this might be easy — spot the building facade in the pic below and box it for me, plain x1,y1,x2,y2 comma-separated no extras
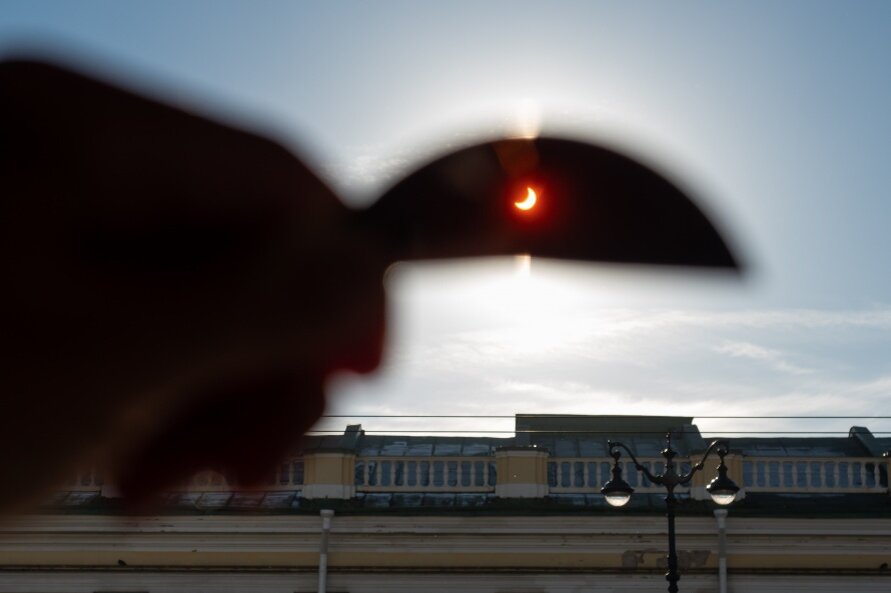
0,415,889,592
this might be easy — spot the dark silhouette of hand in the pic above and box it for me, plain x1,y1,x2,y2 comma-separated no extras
0,60,385,511
0,55,740,514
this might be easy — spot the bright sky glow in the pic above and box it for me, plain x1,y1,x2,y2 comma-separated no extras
3,1,891,437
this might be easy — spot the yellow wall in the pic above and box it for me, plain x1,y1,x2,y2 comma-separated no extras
304,453,355,485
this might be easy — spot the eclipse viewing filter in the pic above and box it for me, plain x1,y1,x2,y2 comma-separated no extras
361,137,740,271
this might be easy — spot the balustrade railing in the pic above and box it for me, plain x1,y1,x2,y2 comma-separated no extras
547,458,690,494
61,455,891,497
742,457,889,493
355,457,497,492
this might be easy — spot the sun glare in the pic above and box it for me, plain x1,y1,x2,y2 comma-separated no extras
514,99,541,139
514,186,537,211
515,254,532,278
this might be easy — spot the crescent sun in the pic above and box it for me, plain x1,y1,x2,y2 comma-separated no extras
514,187,537,211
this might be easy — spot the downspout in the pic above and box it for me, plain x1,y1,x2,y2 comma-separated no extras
714,509,728,593
318,509,334,593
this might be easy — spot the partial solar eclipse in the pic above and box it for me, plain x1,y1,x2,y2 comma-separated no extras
514,187,537,211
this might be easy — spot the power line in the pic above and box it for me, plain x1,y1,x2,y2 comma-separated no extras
305,429,891,434
320,415,891,419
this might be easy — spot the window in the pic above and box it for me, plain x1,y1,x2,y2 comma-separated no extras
447,461,458,487
810,462,822,487
625,462,638,487
852,462,862,487
394,461,405,486
823,462,835,487
742,461,754,487
796,462,807,487
600,462,611,485
838,462,849,487
756,461,766,487
354,461,364,486
560,462,571,487
587,462,598,487
380,461,392,486
783,461,794,487
768,461,780,487
461,461,472,487
487,461,497,486
293,461,304,485
865,463,876,487
407,461,417,486
420,461,430,486
574,462,584,487
367,461,378,486
474,461,485,486
433,461,444,486
279,463,290,485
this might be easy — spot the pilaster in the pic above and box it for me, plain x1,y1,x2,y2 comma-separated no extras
302,451,356,499
494,446,548,498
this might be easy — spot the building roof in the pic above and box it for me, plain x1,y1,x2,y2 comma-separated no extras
293,415,883,459
729,436,874,458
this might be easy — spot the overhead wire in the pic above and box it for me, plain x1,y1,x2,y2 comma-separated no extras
304,430,891,435
319,415,891,419
308,414,891,436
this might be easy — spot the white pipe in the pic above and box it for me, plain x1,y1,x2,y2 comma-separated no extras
318,509,334,593
714,509,728,593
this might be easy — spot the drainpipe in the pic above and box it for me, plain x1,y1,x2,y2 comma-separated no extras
714,509,728,593
318,509,334,593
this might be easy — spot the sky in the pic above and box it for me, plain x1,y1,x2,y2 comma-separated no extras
3,1,891,437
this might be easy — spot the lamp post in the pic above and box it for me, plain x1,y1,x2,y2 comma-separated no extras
600,433,740,593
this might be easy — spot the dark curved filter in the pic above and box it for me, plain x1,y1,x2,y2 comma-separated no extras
359,137,739,270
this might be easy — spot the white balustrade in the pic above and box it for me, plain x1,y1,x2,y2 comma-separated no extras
62,455,890,497
547,457,681,494
355,457,496,493
742,457,889,493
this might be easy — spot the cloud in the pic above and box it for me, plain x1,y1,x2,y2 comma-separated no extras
328,296,891,436
715,341,813,375
554,308,891,337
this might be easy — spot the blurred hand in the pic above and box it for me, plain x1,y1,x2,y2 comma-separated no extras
0,59,385,511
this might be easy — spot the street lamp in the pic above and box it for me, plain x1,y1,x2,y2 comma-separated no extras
601,433,740,593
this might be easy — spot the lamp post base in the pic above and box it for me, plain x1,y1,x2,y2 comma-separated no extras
666,572,680,593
